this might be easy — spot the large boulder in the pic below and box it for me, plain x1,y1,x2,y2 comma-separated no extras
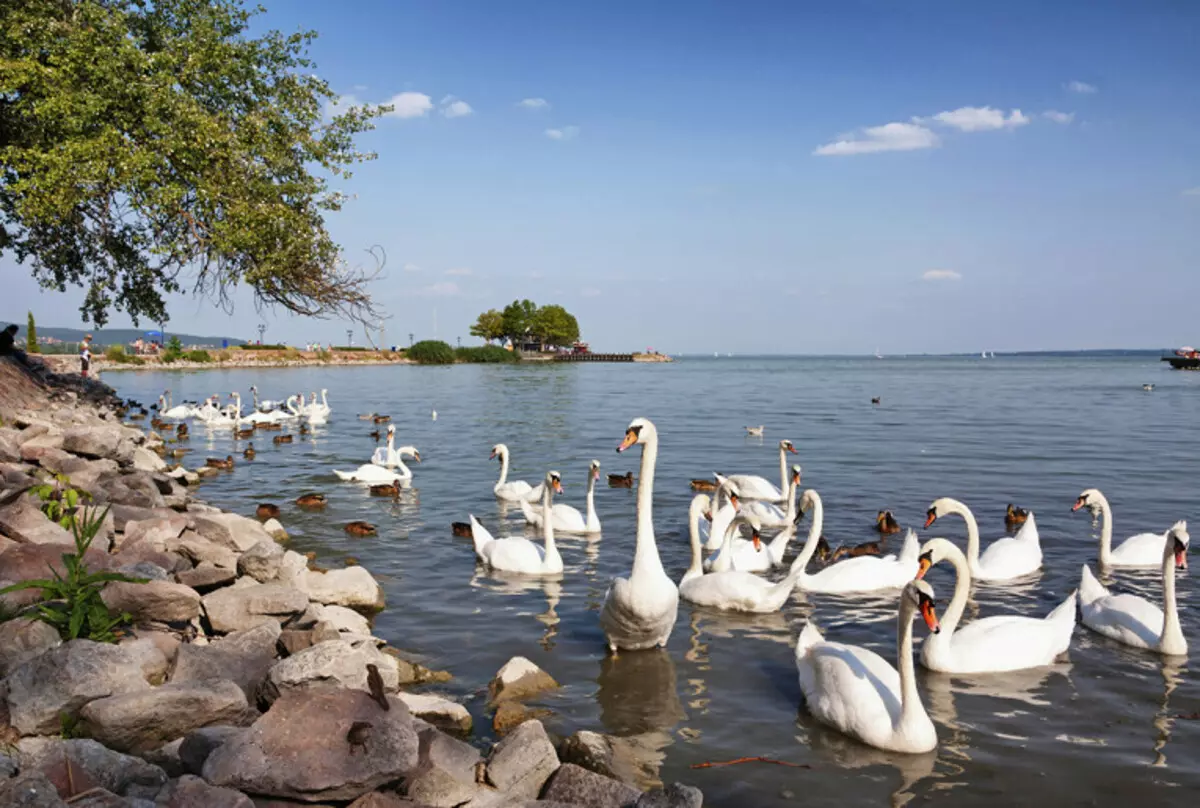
119,515,188,551
5,640,160,735
300,567,385,612
484,719,559,800
78,679,250,754
635,783,704,808
0,497,72,546
0,771,68,808
171,622,280,700
394,693,472,735
202,688,419,803
175,562,237,592
237,540,284,583
131,446,167,473
192,514,273,553
61,425,138,463
172,535,239,570
201,582,308,633
541,763,643,808
178,726,244,776
488,657,559,705
161,774,254,808
262,639,399,704
16,737,169,801
100,580,202,623
312,603,372,636
0,618,61,678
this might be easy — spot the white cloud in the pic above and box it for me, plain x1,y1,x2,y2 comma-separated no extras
814,122,940,156
931,106,1030,132
518,98,550,110
545,126,580,141
402,263,421,273
1044,110,1075,124
1065,80,1098,94
383,91,434,119
415,282,461,297
439,96,474,118
444,267,473,276
922,269,962,282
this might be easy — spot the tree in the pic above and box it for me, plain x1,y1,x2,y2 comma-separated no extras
25,311,39,353
469,309,505,343
500,299,538,344
0,0,389,327
531,304,580,347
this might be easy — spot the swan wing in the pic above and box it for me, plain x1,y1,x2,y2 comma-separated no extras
742,500,786,524
1109,532,1167,567
468,515,495,559
728,539,773,572
796,637,902,749
1078,564,1109,608
494,480,534,501
802,554,916,594
482,537,546,573
724,474,783,501
1080,590,1164,649
550,503,588,532
927,593,1077,674
681,571,779,612
977,533,1042,580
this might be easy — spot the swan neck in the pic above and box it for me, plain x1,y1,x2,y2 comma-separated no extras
1097,494,1113,565
632,432,664,577
953,502,983,575
497,450,509,486
685,502,705,578
896,597,924,730
778,446,788,496
586,470,597,526
940,546,971,640
542,481,556,554
1160,540,1184,652
789,495,824,575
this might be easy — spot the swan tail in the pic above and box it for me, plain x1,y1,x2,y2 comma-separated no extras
795,621,824,659
1047,589,1079,655
898,528,920,563
1079,565,1107,607
333,469,353,481
469,515,491,559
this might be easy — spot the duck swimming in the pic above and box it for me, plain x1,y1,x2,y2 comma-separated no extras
344,521,378,537
876,510,902,535
369,482,401,497
608,471,634,488
273,434,293,445
243,443,256,459
205,455,234,470
1005,503,1029,531
256,503,280,520
295,493,327,509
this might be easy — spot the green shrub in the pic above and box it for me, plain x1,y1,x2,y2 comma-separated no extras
333,345,369,352
184,349,212,362
455,345,519,363
407,340,455,364
236,343,289,351
216,349,232,361
103,345,144,365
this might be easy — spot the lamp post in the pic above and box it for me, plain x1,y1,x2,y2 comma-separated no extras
457,336,461,348
346,329,353,348
256,324,266,345
409,333,414,347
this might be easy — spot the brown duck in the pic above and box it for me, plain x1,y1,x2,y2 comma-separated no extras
298,422,310,436
372,414,391,424
205,455,234,470
689,478,718,492
451,521,473,538
256,503,280,520
607,471,634,488
831,536,886,561
273,434,293,445
344,521,377,537
1006,503,1029,531
257,421,282,431
876,510,902,535
370,429,382,440
369,483,400,497
243,443,256,459
295,493,327,509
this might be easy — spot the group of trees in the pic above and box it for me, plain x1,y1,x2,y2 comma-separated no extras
470,300,580,348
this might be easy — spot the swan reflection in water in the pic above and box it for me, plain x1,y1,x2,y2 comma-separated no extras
469,571,562,651
1152,658,1186,768
595,649,685,789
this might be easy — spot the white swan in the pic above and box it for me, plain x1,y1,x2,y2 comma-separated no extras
1079,522,1188,656
925,498,1041,581
520,459,601,534
916,538,1077,673
790,491,921,593
371,425,400,467
599,418,679,652
491,444,543,502
705,489,796,573
740,464,802,528
470,472,564,576
680,508,803,613
306,388,331,422
1073,489,1175,568
700,476,741,551
722,439,798,502
334,446,420,484
795,579,941,754
160,390,194,420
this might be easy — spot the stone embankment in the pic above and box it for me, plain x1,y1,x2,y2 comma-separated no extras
0,357,703,807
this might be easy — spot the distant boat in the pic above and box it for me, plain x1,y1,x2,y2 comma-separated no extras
981,351,987,359
713,352,719,358
875,347,883,359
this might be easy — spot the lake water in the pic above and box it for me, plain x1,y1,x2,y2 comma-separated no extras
108,356,1200,806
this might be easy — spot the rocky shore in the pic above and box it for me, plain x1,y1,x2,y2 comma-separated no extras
0,357,703,808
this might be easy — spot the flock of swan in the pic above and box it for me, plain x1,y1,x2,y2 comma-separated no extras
155,392,1192,758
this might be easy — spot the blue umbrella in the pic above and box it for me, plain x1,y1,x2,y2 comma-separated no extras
145,330,163,338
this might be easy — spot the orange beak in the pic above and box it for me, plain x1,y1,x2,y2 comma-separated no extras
412,452,422,463
592,468,600,481
617,430,637,453
489,449,498,460
1175,543,1188,570
792,471,801,485
916,556,932,580
730,494,740,511
1071,498,1085,512
786,444,798,454
923,513,936,529
920,599,940,633
752,530,762,551
553,480,564,495
703,510,712,521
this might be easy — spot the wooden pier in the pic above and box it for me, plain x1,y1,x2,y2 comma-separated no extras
554,352,635,362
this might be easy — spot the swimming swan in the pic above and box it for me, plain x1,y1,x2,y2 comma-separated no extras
470,472,565,576
739,464,802,528
334,446,420,484
795,579,941,754
599,418,679,652
491,444,544,502
520,459,602,534
1073,488,1177,568
722,439,798,502
924,497,1042,582
916,538,1077,673
1079,522,1188,656
680,507,804,613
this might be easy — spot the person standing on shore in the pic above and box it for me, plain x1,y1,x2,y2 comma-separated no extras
80,335,93,377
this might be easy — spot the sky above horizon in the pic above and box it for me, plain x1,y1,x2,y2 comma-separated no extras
4,0,1199,354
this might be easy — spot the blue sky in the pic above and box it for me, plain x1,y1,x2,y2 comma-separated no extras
5,0,1199,353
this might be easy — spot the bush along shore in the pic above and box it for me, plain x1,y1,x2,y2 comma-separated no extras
0,357,703,807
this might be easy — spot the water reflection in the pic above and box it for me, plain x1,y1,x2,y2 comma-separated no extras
469,571,563,649
1152,658,1186,768
596,650,685,788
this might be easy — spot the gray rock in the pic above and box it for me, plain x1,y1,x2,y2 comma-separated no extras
0,771,69,808
171,622,280,700
299,567,385,612
192,514,273,553
0,497,72,545
93,471,165,510
142,737,186,778
311,603,372,635
162,774,254,808
634,783,703,808
238,540,285,583
262,639,399,704
16,737,169,800
117,561,170,581
418,727,482,783
202,688,419,802
178,725,244,776
120,515,188,551
116,637,172,684
541,764,643,808
1,749,17,778
202,582,308,634
61,425,138,463
131,446,167,473
100,580,202,623
175,562,237,591
78,679,250,753
489,656,559,705
172,534,239,569
395,693,472,735
0,618,61,678
5,640,157,735
485,719,559,800
404,760,482,807
347,794,427,808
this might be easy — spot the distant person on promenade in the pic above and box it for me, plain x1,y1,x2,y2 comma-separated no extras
80,335,93,377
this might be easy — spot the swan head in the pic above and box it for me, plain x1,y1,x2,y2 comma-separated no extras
387,424,396,435
735,514,764,551
546,471,563,494
790,464,802,486
617,418,656,453
780,439,798,454
397,446,421,462
1169,521,1189,569
489,444,508,461
713,474,741,511
924,497,962,529
905,579,941,633
796,489,820,521
590,459,601,481
915,537,959,579
1072,488,1102,515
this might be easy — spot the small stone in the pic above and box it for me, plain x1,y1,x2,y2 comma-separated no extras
192,513,274,553
541,763,643,808
488,656,559,705
395,693,472,735
0,618,61,678
484,719,559,800
175,562,237,591
78,679,251,754
300,566,385,612
312,603,371,635
101,580,202,623
635,783,704,808
162,774,254,808
238,540,285,582
0,771,69,808
262,518,288,541
178,726,244,776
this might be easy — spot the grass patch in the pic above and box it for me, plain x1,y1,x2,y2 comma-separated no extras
235,344,290,351
455,345,520,363
103,346,145,365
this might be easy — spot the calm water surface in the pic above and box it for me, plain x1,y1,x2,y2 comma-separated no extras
110,356,1200,806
